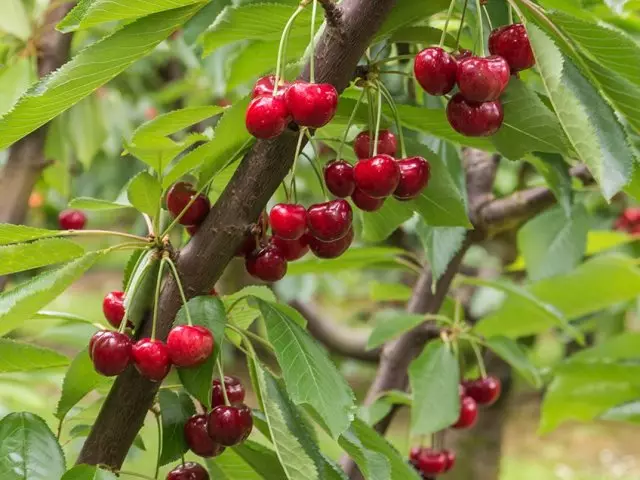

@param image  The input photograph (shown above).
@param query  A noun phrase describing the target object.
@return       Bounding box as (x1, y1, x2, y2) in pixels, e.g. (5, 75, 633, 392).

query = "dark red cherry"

(453, 396, 478, 429)
(245, 95, 289, 139)
(456, 55, 510, 102)
(212, 375, 246, 407)
(58, 209, 87, 230)
(207, 404, 253, 446)
(414, 47, 458, 96)
(417, 449, 448, 475)
(489, 24, 535, 72)
(324, 160, 355, 198)
(285, 82, 338, 128)
(351, 188, 385, 212)
(166, 325, 214, 368)
(88, 330, 107, 360)
(245, 244, 287, 281)
(443, 449, 456, 472)
(166, 182, 210, 226)
(184, 414, 225, 458)
(131, 338, 171, 382)
(446, 93, 504, 137)
(306, 199, 352, 241)
(251, 75, 290, 98)
(464, 376, 501, 406)
(409, 446, 422, 463)
(90, 330, 132, 377)
(353, 130, 397, 159)
(102, 291, 126, 329)
(455, 48, 473, 61)
(308, 227, 354, 259)
(209, 288, 218, 296)
(353, 154, 401, 198)
(393, 156, 430, 200)
(271, 235, 309, 261)
(269, 203, 307, 240)
(166, 462, 209, 480)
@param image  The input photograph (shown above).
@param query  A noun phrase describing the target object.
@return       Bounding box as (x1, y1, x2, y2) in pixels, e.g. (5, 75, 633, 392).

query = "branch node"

(318, 0, 344, 30)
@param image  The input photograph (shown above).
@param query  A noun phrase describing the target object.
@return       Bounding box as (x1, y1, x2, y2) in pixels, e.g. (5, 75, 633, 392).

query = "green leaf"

(67, 96, 106, 169)
(175, 296, 227, 408)
(61, 465, 117, 480)
(368, 282, 413, 302)
(528, 153, 573, 216)
(223, 285, 276, 331)
(360, 199, 413, 243)
(69, 197, 132, 211)
(158, 390, 196, 466)
(485, 336, 541, 388)
(132, 106, 223, 143)
(416, 222, 467, 283)
(0, 339, 68, 373)
(233, 441, 288, 480)
(0, 0, 31, 40)
(367, 310, 426, 350)
(0, 238, 85, 276)
(123, 249, 159, 329)
(0, 224, 58, 245)
(286, 247, 405, 275)
(127, 171, 162, 216)
(568, 332, 640, 362)
(375, 0, 449, 40)
(0, 5, 202, 150)
(207, 448, 264, 480)
(0, 58, 36, 117)
(257, 299, 355, 438)
(0, 412, 65, 479)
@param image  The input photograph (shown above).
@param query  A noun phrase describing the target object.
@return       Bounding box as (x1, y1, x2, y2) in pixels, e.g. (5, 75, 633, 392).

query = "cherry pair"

(409, 447, 455, 477)
(166, 182, 211, 233)
(614, 207, 640, 235)
(452, 375, 502, 430)
(58, 209, 87, 230)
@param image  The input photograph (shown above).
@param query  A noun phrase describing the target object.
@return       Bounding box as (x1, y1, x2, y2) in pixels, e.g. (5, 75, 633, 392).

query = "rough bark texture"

(77, 0, 398, 468)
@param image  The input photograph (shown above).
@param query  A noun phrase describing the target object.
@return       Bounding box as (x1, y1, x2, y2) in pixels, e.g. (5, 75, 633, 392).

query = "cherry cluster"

(414, 24, 534, 137)
(58, 209, 87, 230)
(166, 181, 211, 235)
(614, 207, 640, 235)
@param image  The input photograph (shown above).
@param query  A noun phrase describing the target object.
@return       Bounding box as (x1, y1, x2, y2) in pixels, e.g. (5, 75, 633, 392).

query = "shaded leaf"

(416, 221, 467, 283)
(61, 465, 117, 480)
(485, 336, 541, 387)
(158, 390, 196, 466)
(127, 171, 162, 216)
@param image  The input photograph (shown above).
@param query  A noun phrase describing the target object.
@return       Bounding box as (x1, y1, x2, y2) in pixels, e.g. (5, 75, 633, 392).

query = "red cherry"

(102, 291, 126, 329)
(308, 227, 354, 259)
(353, 154, 401, 198)
(353, 130, 397, 159)
(209, 288, 218, 296)
(351, 188, 385, 212)
(456, 55, 510, 102)
(285, 82, 338, 128)
(446, 93, 504, 137)
(131, 338, 171, 382)
(443, 449, 456, 472)
(251, 75, 289, 98)
(246, 95, 289, 139)
(465, 376, 501, 406)
(166, 182, 210, 226)
(623, 207, 640, 224)
(455, 48, 473, 61)
(453, 396, 478, 429)
(211, 375, 246, 407)
(184, 414, 225, 458)
(269, 203, 307, 240)
(58, 209, 87, 230)
(88, 330, 107, 360)
(144, 106, 158, 120)
(271, 235, 309, 261)
(393, 156, 431, 200)
(306, 199, 352, 241)
(417, 449, 448, 475)
(324, 160, 355, 198)
(246, 244, 288, 281)
(166, 462, 209, 480)
(414, 47, 458, 96)
(489, 24, 535, 72)
(409, 446, 422, 463)
(167, 325, 214, 368)
(207, 404, 253, 446)
(90, 330, 132, 377)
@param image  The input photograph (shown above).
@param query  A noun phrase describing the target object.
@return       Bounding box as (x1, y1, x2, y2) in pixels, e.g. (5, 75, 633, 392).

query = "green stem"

(454, 298, 462, 326)
(456, 0, 469, 50)
(476, 0, 485, 56)
(508, 2, 514, 23)
(309, 0, 318, 83)
(225, 324, 275, 353)
(290, 128, 307, 202)
(440, 0, 458, 47)
(379, 70, 413, 77)
(424, 313, 455, 325)
(154, 409, 162, 480)
(151, 258, 167, 340)
(336, 88, 365, 162)
(377, 82, 407, 158)
(300, 151, 328, 198)
(366, 88, 376, 156)
(372, 86, 383, 156)
(372, 54, 417, 66)
(217, 359, 231, 406)
(482, 5, 494, 31)
(59, 229, 149, 242)
(394, 257, 423, 275)
(274, 5, 306, 95)
(165, 257, 193, 326)
(469, 338, 487, 377)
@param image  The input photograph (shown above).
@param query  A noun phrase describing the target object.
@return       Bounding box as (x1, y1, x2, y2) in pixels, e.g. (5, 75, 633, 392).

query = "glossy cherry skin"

(103, 291, 126, 328)
(489, 24, 535, 72)
(417, 449, 448, 475)
(245, 244, 288, 281)
(251, 75, 289, 98)
(443, 449, 456, 472)
(269, 203, 307, 240)
(285, 82, 338, 128)
(131, 338, 171, 382)
(167, 182, 211, 226)
(351, 188, 385, 212)
(90, 330, 132, 377)
(457, 55, 510, 102)
(166, 325, 214, 368)
(464, 376, 501, 406)
(166, 462, 209, 480)
(353, 130, 397, 159)
(184, 414, 225, 458)
(446, 94, 504, 137)
(615, 207, 640, 233)
(245, 95, 289, 139)
(455, 48, 473, 61)
(393, 156, 431, 200)
(414, 47, 458, 96)
(271, 234, 309, 261)
(306, 199, 352, 241)
(212, 375, 246, 407)
(324, 160, 355, 198)
(58, 209, 87, 230)
(308, 227, 353, 259)
(453, 395, 479, 429)
(353, 154, 401, 198)
(207, 404, 253, 446)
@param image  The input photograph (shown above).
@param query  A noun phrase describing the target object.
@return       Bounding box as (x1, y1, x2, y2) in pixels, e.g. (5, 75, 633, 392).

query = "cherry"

(89, 330, 132, 377)
(166, 325, 214, 368)
(306, 199, 352, 241)
(452, 395, 478, 429)
(464, 376, 501, 406)
(308, 227, 353, 259)
(409, 446, 422, 464)
(351, 188, 385, 212)
(455, 48, 473, 61)
(489, 24, 535, 72)
(393, 156, 430, 200)
(245, 95, 289, 139)
(245, 244, 288, 281)
(207, 404, 253, 446)
(416, 449, 448, 475)
(353, 154, 401, 198)
(446, 93, 504, 137)
(144, 106, 158, 120)
(285, 81, 338, 128)
(209, 288, 218, 296)
(184, 414, 225, 458)
(102, 291, 126, 329)
(456, 55, 510, 102)
(271, 234, 309, 261)
(269, 203, 307, 240)
(166, 182, 211, 226)
(324, 160, 355, 198)
(212, 375, 246, 407)
(414, 47, 458, 96)
(131, 338, 171, 382)
(58, 209, 87, 230)
(353, 130, 397, 159)
(166, 462, 209, 480)
(443, 449, 456, 472)
(251, 75, 289, 98)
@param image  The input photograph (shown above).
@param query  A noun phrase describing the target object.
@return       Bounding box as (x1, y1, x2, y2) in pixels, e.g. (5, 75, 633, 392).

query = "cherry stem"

(482, 5, 494, 31)
(379, 70, 412, 77)
(165, 257, 193, 326)
(226, 323, 275, 353)
(423, 313, 455, 325)
(372, 87, 383, 156)
(281, 180, 291, 203)
(508, 3, 514, 23)
(469, 338, 488, 378)
(336, 88, 365, 163)
(377, 81, 407, 158)
(309, 0, 318, 83)
(153, 410, 162, 479)
(394, 257, 423, 275)
(151, 258, 167, 341)
(59, 229, 149, 243)
(371, 54, 416, 66)
(440, 0, 458, 47)
(454, 299, 462, 326)
(274, 5, 306, 95)
(366, 88, 376, 156)
(455, 0, 469, 51)
(290, 128, 307, 202)
(300, 151, 328, 199)
(142, 214, 154, 236)
(216, 358, 231, 406)
(476, 0, 485, 56)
